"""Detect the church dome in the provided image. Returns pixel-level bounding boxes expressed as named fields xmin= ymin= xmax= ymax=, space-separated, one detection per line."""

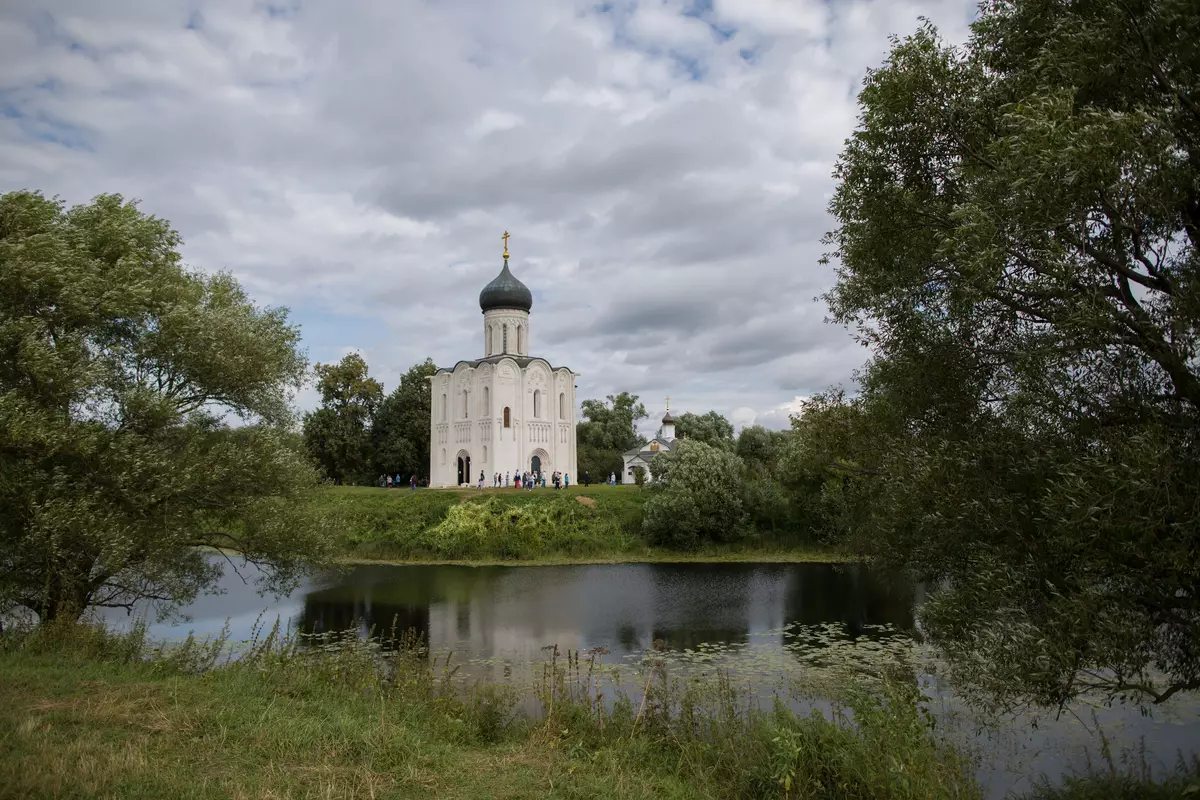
xmin=662 ymin=410 xmax=676 ymax=424
xmin=479 ymin=260 xmax=533 ymax=313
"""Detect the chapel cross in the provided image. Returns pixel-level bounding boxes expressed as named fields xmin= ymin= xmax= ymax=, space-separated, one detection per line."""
xmin=665 ymin=395 xmax=670 ymax=411
xmin=502 ymin=230 xmax=510 ymax=259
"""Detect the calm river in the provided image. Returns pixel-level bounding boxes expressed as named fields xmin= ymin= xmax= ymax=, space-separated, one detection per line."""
xmin=101 ymin=560 xmax=1199 ymax=799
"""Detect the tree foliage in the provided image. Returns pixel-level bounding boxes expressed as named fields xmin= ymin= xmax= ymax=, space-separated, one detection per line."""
xmin=577 ymin=392 xmax=648 ymax=483
xmin=818 ymin=0 xmax=1200 ymax=708
xmin=674 ymin=410 xmax=735 ymax=451
xmin=0 ymin=191 xmax=335 ymax=622
xmin=643 ymin=440 xmax=747 ymax=549
xmin=371 ymin=358 xmax=437 ymax=480
xmin=302 ymin=353 xmax=382 ymax=485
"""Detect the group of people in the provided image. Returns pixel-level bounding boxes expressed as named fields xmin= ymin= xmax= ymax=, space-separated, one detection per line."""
xmin=375 ymin=469 xmax=618 ymax=490
xmin=483 ymin=470 xmax=569 ymax=490
xmin=378 ymin=474 xmax=420 ymax=489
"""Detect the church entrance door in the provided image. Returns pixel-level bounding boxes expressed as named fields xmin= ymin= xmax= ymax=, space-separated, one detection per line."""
xmin=530 ymin=454 xmax=541 ymax=475
xmin=457 ymin=455 xmax=471 ymax=486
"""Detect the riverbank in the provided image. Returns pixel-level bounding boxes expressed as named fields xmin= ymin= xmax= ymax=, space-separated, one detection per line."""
xmin=5 ymin=623 xmax=1190 ymax=799
xmin=316 ymin=485 xmax=847 ymax=565
xmin=0 ymin=621 xmax=977 ymax=800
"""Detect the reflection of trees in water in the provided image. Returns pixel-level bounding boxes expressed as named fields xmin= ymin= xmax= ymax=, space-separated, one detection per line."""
xmin=782 ymin=564 xmax=916 ymax=647
xmin=643 ymin=564 xmax=754 ymax=652
xmin=296 ymin=590 xmax=430 ymax=653
xmin=651 ymin=626 xmax=750 ymax=651
xmin=290 ymin=562 xmax=916 ymax=665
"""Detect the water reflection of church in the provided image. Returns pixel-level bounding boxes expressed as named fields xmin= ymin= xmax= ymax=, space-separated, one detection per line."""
xmin=294 ymin=563 xmax=917 ymax=665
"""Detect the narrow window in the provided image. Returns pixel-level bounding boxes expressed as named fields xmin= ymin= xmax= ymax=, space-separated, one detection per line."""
xmin=442 ymin=393 xmax=447 ymax=421
xmin=503 ymin=407 xmax=511 ymax=428
xmin=441 ymin=448 xmax=446 ymax=464
xmin=502 ymin=324 xmax=508 ymax=354
xmin=486 ymin=325 xmax=492 ymax=356
xmin=483 ymin=386 xmax=490 ymax=415
xmin=533 ymin=389 xmax=541 ymax=418
xmin=558 ymin=392 xmax=565 ymax=420
xmin=517 ymin=326 xmax=523 ymax=354
xmin=462 ymin=390 xmax=468 ymax=418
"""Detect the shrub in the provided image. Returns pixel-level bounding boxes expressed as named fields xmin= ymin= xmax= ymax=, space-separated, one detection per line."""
xmin=643 ymin=440 xmax=748 ymax=549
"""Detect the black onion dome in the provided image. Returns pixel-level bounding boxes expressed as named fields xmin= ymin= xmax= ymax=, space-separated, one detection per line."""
xmin=479 ymin=259 xmax=533 ymax=313
xmin=662 ymin=410 xmax=676 ymax=424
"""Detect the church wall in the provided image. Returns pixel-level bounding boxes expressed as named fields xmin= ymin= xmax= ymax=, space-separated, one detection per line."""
xmin=430 ymin=361 xmax=577 ymax=487
xmin=491 ymin=358 xmax=523 ymax=479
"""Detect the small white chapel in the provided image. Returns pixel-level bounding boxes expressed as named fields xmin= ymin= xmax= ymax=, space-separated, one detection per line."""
xmin=428 ymin=233 xmax=579 ymax=487
xmin=622 ymin=402 xmax=678 ymax=483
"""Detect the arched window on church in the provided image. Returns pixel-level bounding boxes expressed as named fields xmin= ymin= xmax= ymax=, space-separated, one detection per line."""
xmin=486 ymin=325 xmax=492 ymax=356
xmin=517 ymin=326 xmax=523 ymax=354
xmin=533 ymin=389 xmax=541 ymax=418
xmin=462 ymin=389 xmax=468 ymax=419
xmin=483 ymin=445 xmax=488 ymax=462
xmin=503 ymin=407 xmax=511 ymax=428
xmin=483 ymin=386 xmax=490 ymax=416
xmin=558 ymin=392 xmax=566 ymax=420
xmin=442 ymin=393 xmax=447 ymax=422
xmin=502 ymin=325 xmax=508 ymax=354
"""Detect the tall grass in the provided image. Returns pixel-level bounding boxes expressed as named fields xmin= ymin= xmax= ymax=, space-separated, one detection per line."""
xmin=2 ymin=618 xmax=981 ymax=799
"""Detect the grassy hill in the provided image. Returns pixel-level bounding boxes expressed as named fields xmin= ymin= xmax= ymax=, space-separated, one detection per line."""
xmin=310 ymin=485 xmax=841 ymax=564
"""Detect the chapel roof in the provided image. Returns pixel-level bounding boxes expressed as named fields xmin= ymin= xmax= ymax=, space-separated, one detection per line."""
xmin=623 ymin=437 xmax=676 ymax=457
xmin=479 ymin=259 xmax=533 ymax=313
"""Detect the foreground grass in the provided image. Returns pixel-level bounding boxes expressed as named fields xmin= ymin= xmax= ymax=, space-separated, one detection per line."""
xmin=0 ymin=621 xmax=980 ymax=800
xmin=315 ymin=485 xmax=846 ymax=565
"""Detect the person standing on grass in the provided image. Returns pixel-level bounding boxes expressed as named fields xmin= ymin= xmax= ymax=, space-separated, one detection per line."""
xmin=505 ymin=471 xmax=510 ymax=488
xmin=564 ymin=473 xmax=569 ymax=489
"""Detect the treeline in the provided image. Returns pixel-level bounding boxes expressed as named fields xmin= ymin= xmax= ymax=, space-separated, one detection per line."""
xmin=301 ymin=354 xmax=437 ymax=485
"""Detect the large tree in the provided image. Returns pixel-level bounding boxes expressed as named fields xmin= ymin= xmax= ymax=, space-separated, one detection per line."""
xmin=302 ymin=353 xmax=382 ymax=485
xmin=674 ymin=410 xmax=735 ymax=451
xmin=0 ymin=191 xmax=334 ymax=623
xmin=576 ymin=392 xmax=648 ymax=481
xmin=820 ymin=0 xmax=1200 ymax=709
xmin=371 ymin=358 xmax=437 ymax=480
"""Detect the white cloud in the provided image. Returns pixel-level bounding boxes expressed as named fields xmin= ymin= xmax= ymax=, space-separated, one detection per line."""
xmin=0 ymin=0 xmax=978 ymax=429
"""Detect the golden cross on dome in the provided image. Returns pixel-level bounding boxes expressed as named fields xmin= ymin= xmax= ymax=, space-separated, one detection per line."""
xmin=502 ymin=230 xmax=510 ymax=259
xmin=665 ymin=395 xmax=670 ymax=411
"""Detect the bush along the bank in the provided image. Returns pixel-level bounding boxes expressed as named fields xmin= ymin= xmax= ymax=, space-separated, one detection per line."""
xmin=644 ymin=440 xmax=749 ymax=549
xmin=0 ymin=620 xmax=984 ymax=800
xmin=420 ymin=496 xmax=642 ymax=559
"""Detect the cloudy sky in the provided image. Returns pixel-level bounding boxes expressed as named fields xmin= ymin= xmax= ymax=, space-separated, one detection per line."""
xmin=1 ymin=0 xmax=977 ymax=433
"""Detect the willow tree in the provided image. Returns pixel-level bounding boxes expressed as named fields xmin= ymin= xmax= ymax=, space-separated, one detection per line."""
xmin=821 ymin=0 xmax=1199 ymax=709
xmin=0 ymin=191 xmax=334 ymax=622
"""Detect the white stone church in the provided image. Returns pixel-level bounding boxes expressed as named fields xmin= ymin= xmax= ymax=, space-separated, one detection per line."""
xmin=428 ymin=238 xmax=579 ymax=487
